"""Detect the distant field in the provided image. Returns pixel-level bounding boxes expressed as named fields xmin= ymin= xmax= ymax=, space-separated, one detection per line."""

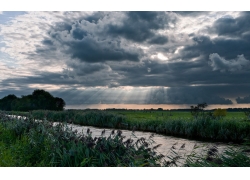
xmin=5 ymin=109 xmax=247 ymax=121
xmin=107 ymin=110 xmax=246 ymax=122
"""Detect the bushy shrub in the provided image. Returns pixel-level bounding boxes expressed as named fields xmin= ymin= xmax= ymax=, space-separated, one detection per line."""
xmin=213 ymin=108 xmax=227 ymax=119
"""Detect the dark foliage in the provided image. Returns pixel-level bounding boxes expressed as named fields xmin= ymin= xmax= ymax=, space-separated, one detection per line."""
xmin=0 ymin=89 xmax=65 ymax=111
xmin=190 ymin=102 xmax=208 ymax=118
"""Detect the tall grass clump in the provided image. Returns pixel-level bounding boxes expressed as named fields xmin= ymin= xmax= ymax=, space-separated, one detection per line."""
xmin=184 ymin=144 xmax=250 ymax=167
xmin=31 ymin=110 xmax=125 ymax=129
xmin=0 ymin=112 xmax=166 ymax=167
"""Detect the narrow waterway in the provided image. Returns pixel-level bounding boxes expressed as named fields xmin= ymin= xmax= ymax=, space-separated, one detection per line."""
xmin=65 ymin=122 xmax=228 ymax=165
xmin=10 ymin=115 xmax=229 ymax=165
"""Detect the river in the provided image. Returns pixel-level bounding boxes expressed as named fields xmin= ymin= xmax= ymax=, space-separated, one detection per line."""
xmin=10 ymin=115 xmax=229 ymax=165
xmin=65 ymin=122 xmax=228 ymax=165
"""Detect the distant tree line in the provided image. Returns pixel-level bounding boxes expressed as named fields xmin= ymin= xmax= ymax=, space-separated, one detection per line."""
xmin=0 ymin=89 xmax=65 ymax=111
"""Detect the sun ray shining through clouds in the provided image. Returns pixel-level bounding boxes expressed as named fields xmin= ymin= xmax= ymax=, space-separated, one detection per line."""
xmin=1 ymin=10 xmax=250 ymax=108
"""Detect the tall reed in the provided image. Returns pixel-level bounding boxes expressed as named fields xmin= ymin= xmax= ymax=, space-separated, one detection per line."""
xmin=27 ymin=110 xmax=250 ymax=143
xmin=0 ymin=112 xmax=165 ymax=167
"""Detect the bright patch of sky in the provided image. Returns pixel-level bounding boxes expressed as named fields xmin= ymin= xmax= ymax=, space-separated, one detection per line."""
xmin=0 ymin=11 xmax=27 ymax=24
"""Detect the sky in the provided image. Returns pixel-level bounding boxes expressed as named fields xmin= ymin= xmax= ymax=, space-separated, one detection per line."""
xmin=0 ymin=2 xmax=250 ymax=109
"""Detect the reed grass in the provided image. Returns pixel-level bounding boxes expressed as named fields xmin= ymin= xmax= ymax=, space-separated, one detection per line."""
xmin=184 ymin=144 xmax=250 ymax=167
xmin=1 ymin=111 xmax=250 ymax=167
xmin=21 ymin=110 xmax=250 ymax=143
xmin=0 ymin=112 xmax=165 ymax=167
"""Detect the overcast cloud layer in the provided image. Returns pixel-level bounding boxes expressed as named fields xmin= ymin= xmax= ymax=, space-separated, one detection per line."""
xmin=1 ymin=11 xmax=250 ymax=106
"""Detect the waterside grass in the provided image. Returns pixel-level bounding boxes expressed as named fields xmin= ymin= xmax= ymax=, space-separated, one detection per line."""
xmin=0 ymin=112 xmax=166 ymax=167
xmin=2 ymin=111 xmax=250 ymax=167
xmin=16 ymin=109 xmax=250 ymax=144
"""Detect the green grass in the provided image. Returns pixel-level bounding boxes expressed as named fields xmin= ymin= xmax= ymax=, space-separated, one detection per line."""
xmin=2 ymin=111 xmax=250 ymax=167
xmin=0 ymin=112 xmax=166 ymax=167
xmin=111 ymin=110 xmax=193 ymax=121
xmin=12 ymin=109 xmax=248 ymax=144
xmin=184 ymin=144 xmax=250 ymax=167
xmin=111 ymin=110 xmax=246 ymax=121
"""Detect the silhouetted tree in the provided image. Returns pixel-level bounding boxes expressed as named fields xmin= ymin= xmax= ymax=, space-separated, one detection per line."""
xmin=54 ymin=97 xmax=65 ymax=110
xmin=0 ymin=94 xmax=18 ymax=111
xmin=0 ymin=89 xmax=66 ymax=111
xmin=190 ymin=102 xmax=208 ymax=118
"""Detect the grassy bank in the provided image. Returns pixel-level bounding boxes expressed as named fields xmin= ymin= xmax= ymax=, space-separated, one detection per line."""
xmin=1 ymin=112 xmax=250 ymax=167
xmin=10 ymin=109 xmax=250 ymax=144
xmin=0 ymin=112 xmax=165 ymax=167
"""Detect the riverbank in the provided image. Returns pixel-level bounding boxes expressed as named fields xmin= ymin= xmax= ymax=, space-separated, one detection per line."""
xmin=12 ymin=109 xmax=250 ymax=144
xmin=0 ymin=113 xmax=165 ymax=167
xmin=2 ymin=112 xmax=250 ymax=167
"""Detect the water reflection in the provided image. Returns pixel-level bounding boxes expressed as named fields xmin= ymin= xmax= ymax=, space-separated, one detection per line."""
xmin=66 ymin=123 xmax=228 ymax=164
xmin=10 ymin=115 xmax=228 ymax=165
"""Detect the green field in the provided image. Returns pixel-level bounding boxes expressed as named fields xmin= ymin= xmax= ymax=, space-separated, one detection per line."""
xmin=108 ymin=110 xmax=246 ymax=122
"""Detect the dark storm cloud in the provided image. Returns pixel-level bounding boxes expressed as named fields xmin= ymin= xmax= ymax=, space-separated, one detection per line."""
xmin=147 ymin=35 xmax=168 ymax=45
xmin=64 ymin=61 xmax=110 ymax=76
xmin=146 ymin=87 xmax=233 ymax=104
xmin=84 ymin=11 xmax=106 ymax=24
xmin=212 ymin=12 xmax=250 ymax=38
xmin=106 ymin=11 xmax=175 ymax=44
xmin=236 ymin=95 xmax=250 ymax=104
xmin=12 ymin=11 xmax=248 ymax=105
xmin=178 ymin=12 xmax=250 ymax=62
xmin=180 ymin=35 xmax=250 ymax=61
xmin=37 ymin=15 xmax=143 ymax=63
xmin=68 ymin=37 xmax=141 ymax=62
xmin=1 ymin=66 xmax=121 ymax=88
xmin=209 ymin=53 xmax=250 ymax=72
xmin=109 ymin=57 xmax=249 ymax=90
xmin=1 ymin=72 xmax=78 ymax=86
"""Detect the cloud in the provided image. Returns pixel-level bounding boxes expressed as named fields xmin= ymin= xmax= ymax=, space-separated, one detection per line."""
xmin=174 ymin=11 xmax=208 ymax=17
xmin=147 ymin=35 xmax=168 ymax=45
xmin=0 ymin=11 xmax=250 ymax=105
xmin=209 ymin=53 xmax=250 ymax=72
xmin=212 ymin=12 xmax=250 ymax=38
xmin=35 ymin=13 xmax=144 ymax=63
xmin=146 ymin=87 xmax=233 ymax=104
xmin=105 ymin=11 xmax=176 ymax=43
xmin=236 ymin=95 xmax=250 ymax=104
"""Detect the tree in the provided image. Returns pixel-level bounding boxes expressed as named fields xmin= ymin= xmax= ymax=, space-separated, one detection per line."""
xmin=32 ymin=89 xmax=55 ymax=110
xmin=0 ymin=94 xmax=18 ymax=111
xmin=0 ymin=89 xmax=66 ymax=111
xmin=190 ymin=103 xmax=208 ymax=118
xmin=54 ymin=97 xmax=66 ymax=110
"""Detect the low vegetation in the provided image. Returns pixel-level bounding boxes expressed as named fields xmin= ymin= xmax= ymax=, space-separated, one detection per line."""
xmin=1 ymin=112 xmax=250 ymax=167
xmin=0 ymin=112 xmax=165 ymax=167
xmin=14 ymin=108 xmax=250 ymax=143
